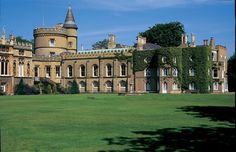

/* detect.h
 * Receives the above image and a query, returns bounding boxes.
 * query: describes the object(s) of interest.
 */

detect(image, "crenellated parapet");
[62,47,135,59]
[32,55,61,62]
[14,42,32,50]
[34,27,67,36]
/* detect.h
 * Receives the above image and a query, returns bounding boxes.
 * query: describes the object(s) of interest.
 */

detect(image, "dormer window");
[49,39,55,47]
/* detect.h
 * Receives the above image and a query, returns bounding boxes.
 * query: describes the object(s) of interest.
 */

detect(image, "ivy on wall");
[133,46,212,93]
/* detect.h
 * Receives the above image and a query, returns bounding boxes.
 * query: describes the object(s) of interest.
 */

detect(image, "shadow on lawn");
[179,106,235,124]
[99,106,235,152]
[99,127,235,152]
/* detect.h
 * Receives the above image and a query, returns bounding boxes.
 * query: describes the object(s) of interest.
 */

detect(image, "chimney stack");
[108,34,116,49]
[203,39,208,46]
[210,37,215,49]
[137,36,146,51]
[191,33,196,47]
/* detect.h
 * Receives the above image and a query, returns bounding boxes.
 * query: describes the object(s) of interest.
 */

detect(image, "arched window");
[162,68,168,76]
[1,60,4,75]
[67,65,73,77]
[19,62,24,77]
[5,60,8,75]
[27,63,30,76]
[13,62,16,76]
[106,64,112,77]
[213,82,219,90]
[92,81,99,88]
[80,65,85,77]
[189,82,195,90]
[120,64,126,76]
[173,68,178,77]
[93,64,98,77]
[106,81,112,88]
[172,82,178,90]
[189,68,195,76]
[79,81,86,88]
[120,80,126,89]
[162,82,168,93]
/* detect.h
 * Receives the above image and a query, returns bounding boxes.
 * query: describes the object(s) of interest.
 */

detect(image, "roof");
[63,6,78,29]
[143,43,161,50]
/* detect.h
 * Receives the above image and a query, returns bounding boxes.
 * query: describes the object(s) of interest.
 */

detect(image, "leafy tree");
[15,36,32,44]
[227,53,236,92]
[70,79,79,94]
[140,22,185,47]
[92,39,108,50]
[15,78,26,95]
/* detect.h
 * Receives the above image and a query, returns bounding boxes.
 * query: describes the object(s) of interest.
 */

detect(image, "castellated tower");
[33,6,78,56]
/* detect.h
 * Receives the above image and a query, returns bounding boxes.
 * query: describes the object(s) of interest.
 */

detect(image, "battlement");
[33,55,61,62]
[62,47,134,59]
[33,27,67,36]
[14,41,32,50]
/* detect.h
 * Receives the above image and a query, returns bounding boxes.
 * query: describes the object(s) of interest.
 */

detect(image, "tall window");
[1,60,4,75]
[213,82,219,90]
[13,62,16,76]
[56,66,61,77]
[34,66,39,77]
[173,57,177,64]
[106,64,112,77]
[172,68,178,77]
[106,81,112,89]
[120,64,126,76]
[189,68,195,76]
[80,65,85,77]
[93,65,98,77]
[212,51,217,61]
[213,69,218,78]
[67,65,73,77]
[172,82,178,90]
[145,67,152,77]
[49,39,55,47]
[19,63,24,77]
[27,63,30,76]
[162,68,168,76]
[5,61,8,75]
[120,80,126,89]
[189,83,195,90]
[46,66,51,78]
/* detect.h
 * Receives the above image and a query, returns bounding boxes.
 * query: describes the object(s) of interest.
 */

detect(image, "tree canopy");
[69,79,79,94]
[139,22,185,47]
[15,36,33,44]
[227,53,235,92]
[92,39,108,50]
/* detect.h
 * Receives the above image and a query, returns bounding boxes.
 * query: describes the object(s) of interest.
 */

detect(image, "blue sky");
[0,0,234,56]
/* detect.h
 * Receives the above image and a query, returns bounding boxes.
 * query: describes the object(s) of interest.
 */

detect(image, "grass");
[0,94,235,152]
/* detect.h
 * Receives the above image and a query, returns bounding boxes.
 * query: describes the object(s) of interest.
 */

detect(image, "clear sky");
[0,0,234,56]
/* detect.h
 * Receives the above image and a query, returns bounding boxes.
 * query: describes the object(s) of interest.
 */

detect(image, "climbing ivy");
[133,46,212,93]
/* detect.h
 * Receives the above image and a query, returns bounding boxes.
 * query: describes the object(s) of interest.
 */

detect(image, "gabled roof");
[63,6,78,29]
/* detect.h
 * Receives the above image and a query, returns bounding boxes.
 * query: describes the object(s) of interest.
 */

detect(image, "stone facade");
[0,6,228,95]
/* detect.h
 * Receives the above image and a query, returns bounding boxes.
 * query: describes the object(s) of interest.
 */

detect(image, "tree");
[70,79,79,94]
[227,53,236,92]
[15,36,32,44]
[15,78,26,95]
[139,22,185,47]
[92,39,108,50]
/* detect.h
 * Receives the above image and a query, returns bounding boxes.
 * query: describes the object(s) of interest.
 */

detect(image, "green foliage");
[227,53,236,92]
[92,39,108,50]
[15,36,32,44]
[140,22,185,47]
[114,51,133,62]
[70,79,79,94]
[15,78,39,95]
[182,46,212,93]
[15,78,26,95]
[133,46,212,93]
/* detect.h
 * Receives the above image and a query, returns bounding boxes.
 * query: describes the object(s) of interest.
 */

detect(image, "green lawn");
[0,94,235,152]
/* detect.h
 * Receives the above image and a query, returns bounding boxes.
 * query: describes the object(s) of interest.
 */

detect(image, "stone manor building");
[0,6,228,95]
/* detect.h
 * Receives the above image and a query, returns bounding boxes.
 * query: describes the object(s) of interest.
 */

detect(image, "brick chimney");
[137,36,146,51]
